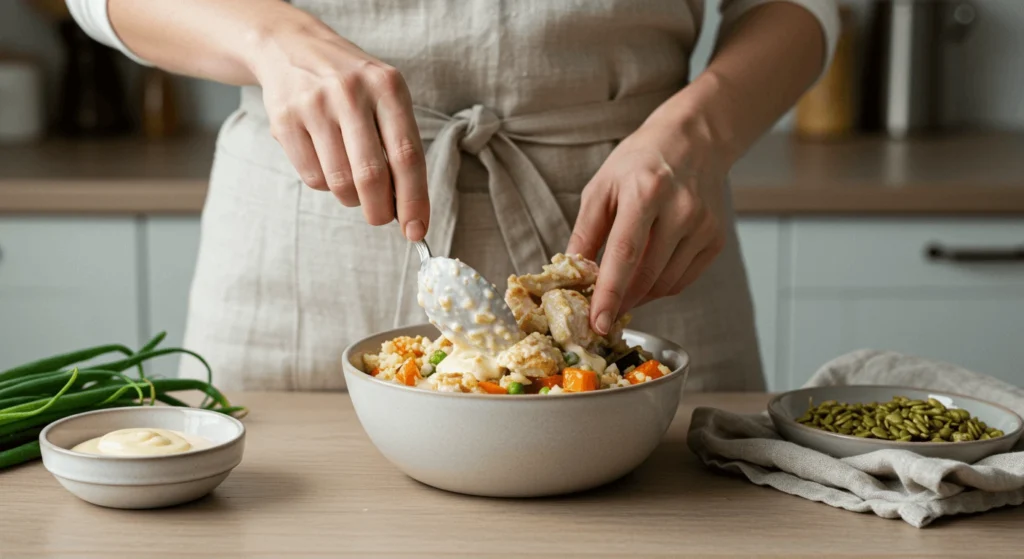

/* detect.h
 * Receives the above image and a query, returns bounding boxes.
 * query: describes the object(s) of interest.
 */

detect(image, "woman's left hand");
[566,116,728,335]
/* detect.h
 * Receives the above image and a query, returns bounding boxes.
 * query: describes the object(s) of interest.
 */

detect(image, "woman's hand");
[251,23,429,240]
[567,114,728,335]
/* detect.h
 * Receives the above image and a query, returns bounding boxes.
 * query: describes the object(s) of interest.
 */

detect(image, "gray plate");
[768,385,1024,462]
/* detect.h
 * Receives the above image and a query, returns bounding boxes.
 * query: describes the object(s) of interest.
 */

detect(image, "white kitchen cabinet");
[789,218,1024,289]
[785,295,1024,388]
[780,218,1024,389]
[143,217,202,378]
[735,218,781,390]
[3,213,1019,391]
[0,217,141,371]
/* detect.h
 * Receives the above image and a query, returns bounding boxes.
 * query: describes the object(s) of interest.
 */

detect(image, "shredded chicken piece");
[497,332,566,378]
[505,275,548,334]
[515,253,599,296]
[541,289,603,352]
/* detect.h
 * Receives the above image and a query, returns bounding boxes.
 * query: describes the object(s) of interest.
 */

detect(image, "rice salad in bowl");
[360,253,674,395]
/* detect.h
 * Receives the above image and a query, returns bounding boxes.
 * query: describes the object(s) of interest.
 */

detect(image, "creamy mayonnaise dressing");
[564,343,607,373]
[71,428,212,457]
[435,343,504,381]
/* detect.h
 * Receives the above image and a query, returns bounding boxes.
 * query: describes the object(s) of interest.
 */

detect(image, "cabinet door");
[786,295,1024,388]
[783,217,1024,390]
[0,217,140,370]
[143,217,201,378]
[791,218,1024,289]
[736,218,780,389]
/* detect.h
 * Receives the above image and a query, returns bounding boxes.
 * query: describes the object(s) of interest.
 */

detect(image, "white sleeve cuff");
[65,0,152,66]
[718,0,840,81]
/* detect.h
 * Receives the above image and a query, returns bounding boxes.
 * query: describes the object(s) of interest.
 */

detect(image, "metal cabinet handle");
[925,243,1024,263]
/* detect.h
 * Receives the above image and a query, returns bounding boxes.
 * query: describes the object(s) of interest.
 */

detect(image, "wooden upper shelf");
[1,131,1023,215]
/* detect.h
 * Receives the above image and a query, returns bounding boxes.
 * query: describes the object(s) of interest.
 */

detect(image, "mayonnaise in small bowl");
[71,428,212,457]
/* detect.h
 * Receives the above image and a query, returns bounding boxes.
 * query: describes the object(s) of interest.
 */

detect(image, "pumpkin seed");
[796,395,993,443]
[967,421,980,438]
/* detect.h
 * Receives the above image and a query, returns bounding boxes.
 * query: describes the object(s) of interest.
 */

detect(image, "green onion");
[0,334,244,471]
[0,344,134,384]
[0,441,40,470]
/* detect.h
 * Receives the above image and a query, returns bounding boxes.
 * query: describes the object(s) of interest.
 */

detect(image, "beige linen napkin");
[687,350,1024,528]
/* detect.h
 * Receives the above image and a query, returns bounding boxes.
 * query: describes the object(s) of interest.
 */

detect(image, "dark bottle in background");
[56,20,133,137]
[859,0,975,138]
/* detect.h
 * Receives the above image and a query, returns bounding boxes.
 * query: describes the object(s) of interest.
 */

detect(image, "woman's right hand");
[250,23,429,241]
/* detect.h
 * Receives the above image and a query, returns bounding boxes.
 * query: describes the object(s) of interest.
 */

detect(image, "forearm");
[652,3,830,165]
[107,0,330,85]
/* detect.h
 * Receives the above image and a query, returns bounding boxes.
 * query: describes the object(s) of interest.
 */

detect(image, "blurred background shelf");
[0,133,214,213]
[3,131,1024,215]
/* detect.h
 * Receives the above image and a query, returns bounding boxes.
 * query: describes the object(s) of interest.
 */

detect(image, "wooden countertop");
[2,392,1022,558]
[2,131,1024,215]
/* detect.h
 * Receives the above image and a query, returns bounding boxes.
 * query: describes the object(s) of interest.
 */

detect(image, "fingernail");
[405,220,425,241]
[595,311,612,335]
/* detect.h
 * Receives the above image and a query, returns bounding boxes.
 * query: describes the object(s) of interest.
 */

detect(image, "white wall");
[1,0,1021,131]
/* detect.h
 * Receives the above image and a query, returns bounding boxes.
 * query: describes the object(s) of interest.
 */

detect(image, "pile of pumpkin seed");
[797,395,1005,442]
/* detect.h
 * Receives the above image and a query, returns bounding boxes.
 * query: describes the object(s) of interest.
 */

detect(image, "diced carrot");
[479,381,507,394]
[370,367,380,377]
[625,360,664,385]
[526,375,563,394]
[396,359,420,386]
[563,368,598,392]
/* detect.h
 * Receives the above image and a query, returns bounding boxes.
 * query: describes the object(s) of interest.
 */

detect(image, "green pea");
[563,351,580,366]
[508,382,525,395]
[429,350,448,366]
[539,387,551,395]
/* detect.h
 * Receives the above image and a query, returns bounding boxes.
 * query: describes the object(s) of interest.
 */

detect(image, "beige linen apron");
[179,0,765,393]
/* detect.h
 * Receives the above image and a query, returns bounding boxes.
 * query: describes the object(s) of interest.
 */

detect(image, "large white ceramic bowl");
[39,407,246,509]
[343,324,689,498]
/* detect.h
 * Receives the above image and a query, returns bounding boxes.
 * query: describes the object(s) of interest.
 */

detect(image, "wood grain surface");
[2,132,1024,215]
[1,392,1022,558]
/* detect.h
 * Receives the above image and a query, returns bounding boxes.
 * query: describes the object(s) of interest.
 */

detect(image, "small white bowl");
[769,386,1024,462]
[342,324,689,498]
[39,407,245,509]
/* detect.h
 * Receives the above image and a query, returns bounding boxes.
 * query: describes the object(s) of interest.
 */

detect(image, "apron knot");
[411,90,673,281]
[455,105,501,155]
